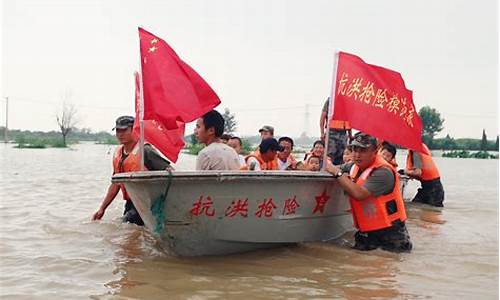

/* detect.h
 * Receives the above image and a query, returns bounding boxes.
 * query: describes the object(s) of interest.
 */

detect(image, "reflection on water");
[1,143,498,299]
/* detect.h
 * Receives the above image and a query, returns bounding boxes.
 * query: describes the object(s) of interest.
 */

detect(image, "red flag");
[133,72,185,163]
[139,27,221,129]
[332,52,428,154]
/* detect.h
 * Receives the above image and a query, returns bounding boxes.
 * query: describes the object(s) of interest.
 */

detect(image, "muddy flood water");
[0,143,498,299]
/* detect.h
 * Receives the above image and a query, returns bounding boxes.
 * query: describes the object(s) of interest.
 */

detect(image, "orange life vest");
[112,142,148,200]
[329,119,351,130]
[349,156,407,232]
[242,151,278,170]
[406,145,440,181]
[388,158,398,168]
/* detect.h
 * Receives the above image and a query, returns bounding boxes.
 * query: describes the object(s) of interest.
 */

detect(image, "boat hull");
[113,171,354,256]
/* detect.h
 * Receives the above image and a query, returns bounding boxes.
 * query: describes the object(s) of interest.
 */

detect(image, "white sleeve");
[247,157,261,171]
[196,152,210,170]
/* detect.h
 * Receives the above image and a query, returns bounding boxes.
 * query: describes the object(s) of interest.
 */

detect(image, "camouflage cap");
[113,115,134,130]
[350,132,377,148]
[258,125,274,134]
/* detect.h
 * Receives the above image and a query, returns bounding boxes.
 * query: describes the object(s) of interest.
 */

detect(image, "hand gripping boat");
[112,170,354,256]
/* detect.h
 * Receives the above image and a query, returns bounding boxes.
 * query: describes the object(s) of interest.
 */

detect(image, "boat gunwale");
[112,170,337,183]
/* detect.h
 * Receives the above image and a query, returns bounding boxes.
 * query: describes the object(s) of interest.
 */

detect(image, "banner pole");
[139,72,145,171]
[138,34,146,171]
[322,50,340,171]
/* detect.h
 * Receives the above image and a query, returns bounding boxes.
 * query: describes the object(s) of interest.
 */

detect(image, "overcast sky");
[1,0,498,139]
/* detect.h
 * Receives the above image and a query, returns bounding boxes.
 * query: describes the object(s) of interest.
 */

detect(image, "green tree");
[480,129,488,151]
[419,106,444,147]
[495,135,499,150]
[439,134,456,150]
[222,108,237,134]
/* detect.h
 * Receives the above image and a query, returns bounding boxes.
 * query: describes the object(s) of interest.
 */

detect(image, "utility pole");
[4,97,8,143]
[304,104,310,137]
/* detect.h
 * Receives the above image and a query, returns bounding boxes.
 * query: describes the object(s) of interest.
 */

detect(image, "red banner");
[133,72,185,163]
[139,27,221,129]
[332,52,428,154]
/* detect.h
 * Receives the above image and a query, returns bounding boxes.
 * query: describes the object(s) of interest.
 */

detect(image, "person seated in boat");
[325,132,412,253]
[221,133,232,144]
[258,125,274,141]
[304,140,330,169]
[343,146,354,164]
[379,142,398,168]
[195,110,241,171]
[92,116,172,226]
[403,144,444,207]
[305,156,321,171]
[243,138,282,171]
[277,136,302,170]
[227,136,246,166]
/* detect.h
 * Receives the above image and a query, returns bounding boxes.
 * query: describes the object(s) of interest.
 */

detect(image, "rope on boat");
[150,169,173,235]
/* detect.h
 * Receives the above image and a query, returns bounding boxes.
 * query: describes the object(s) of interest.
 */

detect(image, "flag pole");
[322,50,340,171]
[138,72,146,171]
[138,31,146,171]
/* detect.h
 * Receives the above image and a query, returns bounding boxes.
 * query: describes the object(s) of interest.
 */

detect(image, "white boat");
[112,171,354,256]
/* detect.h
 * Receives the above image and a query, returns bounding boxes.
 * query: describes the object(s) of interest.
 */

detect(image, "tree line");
[419,106,498,151]
[3,105,498,153]
[0,127,117,148]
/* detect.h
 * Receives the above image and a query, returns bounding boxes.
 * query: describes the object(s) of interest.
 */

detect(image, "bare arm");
[404,168,422,179]
[325,163,371,200]
[92,183,120,220]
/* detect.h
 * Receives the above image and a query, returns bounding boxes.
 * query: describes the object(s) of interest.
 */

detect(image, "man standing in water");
[326,132,412,252]
[195,110,240,171]
[258,125,274,141]
[404,144,444,207]
[320,97,352,164]
[92,116,171,225]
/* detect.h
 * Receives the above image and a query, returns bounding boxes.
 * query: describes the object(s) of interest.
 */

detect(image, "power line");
[6,96,130,111]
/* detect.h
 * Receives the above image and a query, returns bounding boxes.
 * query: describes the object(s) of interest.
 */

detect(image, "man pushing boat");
[91,116,171,225]
[326,132,412,253]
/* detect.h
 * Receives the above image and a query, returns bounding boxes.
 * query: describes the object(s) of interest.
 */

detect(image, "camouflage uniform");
[412,178,445,207]
[353,220,413,253]
[327,128,349,165]
[408,152,445,207]
[323,99,349,165]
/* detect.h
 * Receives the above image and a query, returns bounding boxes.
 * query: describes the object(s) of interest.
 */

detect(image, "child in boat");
[303,140,332,169]
[379,142,398,168]
[306,156,321,171]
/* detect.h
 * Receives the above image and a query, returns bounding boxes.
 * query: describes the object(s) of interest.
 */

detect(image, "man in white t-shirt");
[194,110,240,171]
[276,136,303,170]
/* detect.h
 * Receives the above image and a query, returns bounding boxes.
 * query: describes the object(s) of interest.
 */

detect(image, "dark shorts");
[354,220,412,253]
[327,129,348,165]
[123,200,144,226]
[412,178,445,207]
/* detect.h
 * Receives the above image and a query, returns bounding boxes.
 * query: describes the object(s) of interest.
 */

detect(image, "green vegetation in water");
[95,136,119,145]
[14,136,69,149]
[442,150,498,159]
[3,127,118,148]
